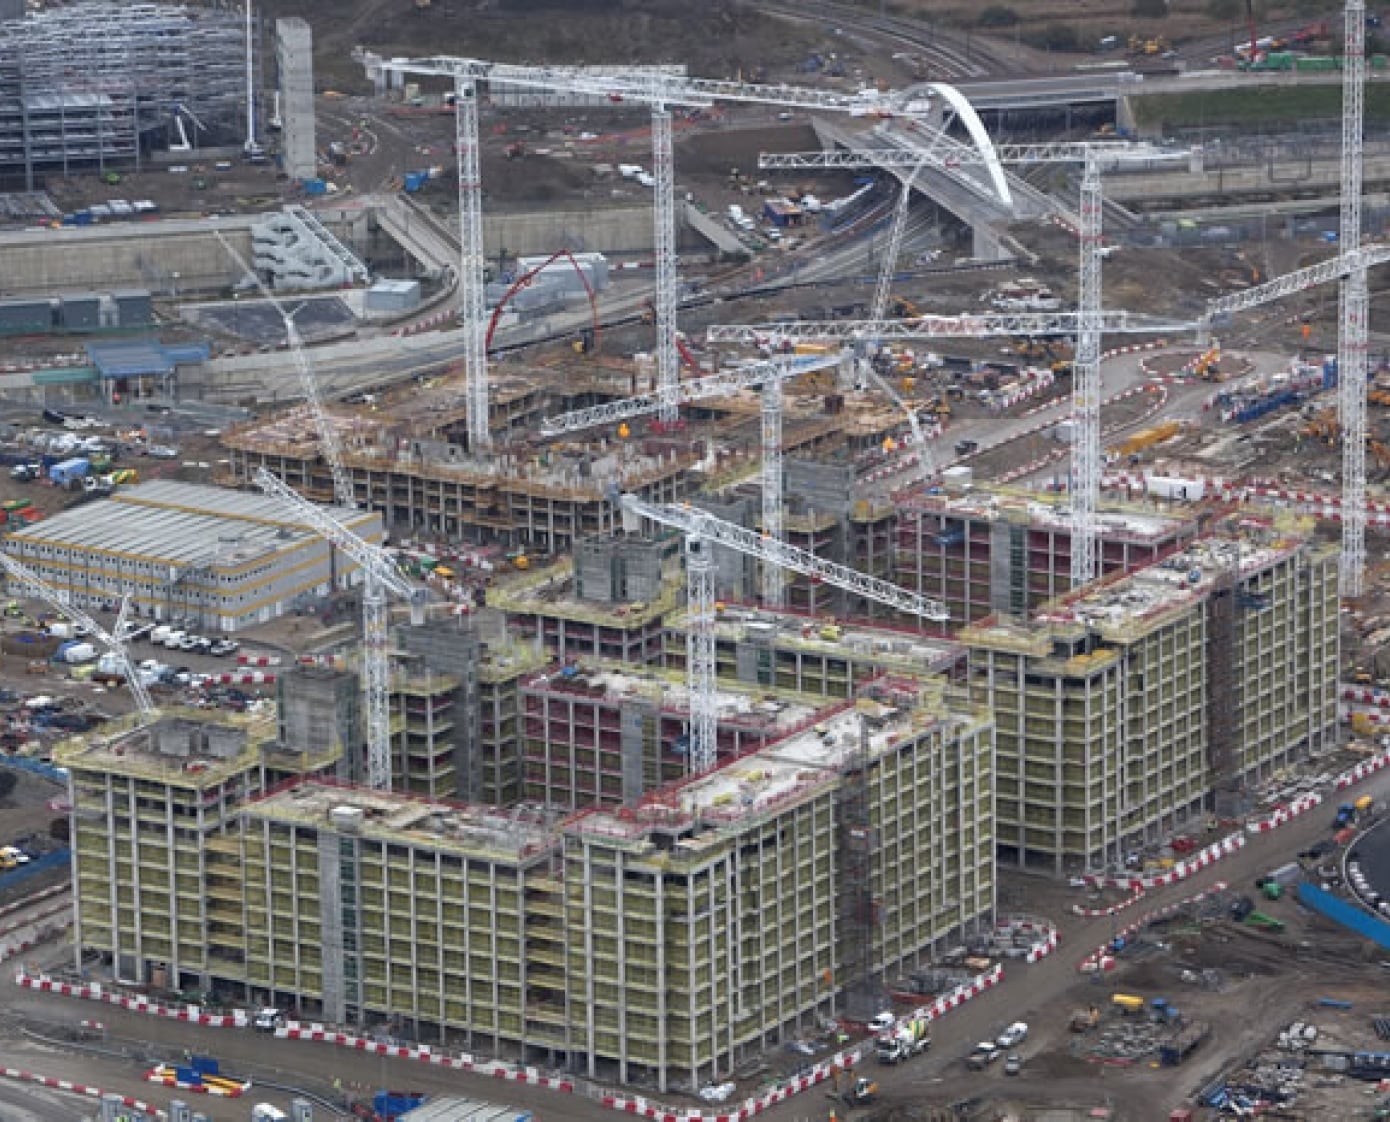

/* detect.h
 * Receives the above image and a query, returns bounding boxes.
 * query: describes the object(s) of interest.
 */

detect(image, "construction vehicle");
[876,1018,930,1063]
[843,1077,879,1105]
[889,296,921,319]
[1302,408,1340,444]
[1069,1006,1101,1032]
[505,141,526,159]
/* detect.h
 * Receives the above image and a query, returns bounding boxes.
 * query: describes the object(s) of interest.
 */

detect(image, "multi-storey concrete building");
[664,604,961,700]
[494,557,676,665]
[519,663,827,809]
[896,487,1200,627]
[0,480,380,631]
[550,682,994,1088]
[961,524,1339,874]
[63,710,341,991]
[65,684,991,1093]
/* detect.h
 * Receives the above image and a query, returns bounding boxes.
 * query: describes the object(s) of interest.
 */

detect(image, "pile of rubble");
[1200,1058,1305,1115]
[1076,1018,1167,1065]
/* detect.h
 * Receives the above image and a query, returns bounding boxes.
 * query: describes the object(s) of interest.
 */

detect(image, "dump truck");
[876,1018,930,1063]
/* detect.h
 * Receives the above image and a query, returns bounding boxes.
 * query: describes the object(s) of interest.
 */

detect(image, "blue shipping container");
[303,178,328,196]
[48,457,90,485]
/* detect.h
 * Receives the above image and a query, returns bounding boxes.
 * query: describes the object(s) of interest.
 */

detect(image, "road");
[4,762,1387,1122]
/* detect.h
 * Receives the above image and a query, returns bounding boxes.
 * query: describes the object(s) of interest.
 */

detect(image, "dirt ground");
[875,882,1390,1122]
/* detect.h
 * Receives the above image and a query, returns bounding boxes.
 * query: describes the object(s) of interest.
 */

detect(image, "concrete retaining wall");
[481,206,661,257]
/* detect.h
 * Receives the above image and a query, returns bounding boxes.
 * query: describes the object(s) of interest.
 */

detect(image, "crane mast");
[622,495,948,774]
[1071,152,1105,587]
[651,102,680,425]
[253,467,425,792]
[1341,0,1368,596]
[761,372,784,608]
[455,79,491,453]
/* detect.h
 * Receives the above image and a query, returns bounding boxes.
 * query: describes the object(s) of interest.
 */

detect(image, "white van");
[251,1106,289,1122]
[162,629,186,650]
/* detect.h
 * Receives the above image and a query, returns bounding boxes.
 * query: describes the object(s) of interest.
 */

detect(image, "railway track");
[759,0,1014,80]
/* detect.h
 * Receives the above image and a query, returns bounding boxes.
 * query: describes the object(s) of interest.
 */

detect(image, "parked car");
[210,639,239,657]
[996,1022,1029,1049]
[1004,1053,1022,1076]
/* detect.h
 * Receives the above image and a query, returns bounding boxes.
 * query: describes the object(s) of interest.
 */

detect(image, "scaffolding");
[0,2,247,188]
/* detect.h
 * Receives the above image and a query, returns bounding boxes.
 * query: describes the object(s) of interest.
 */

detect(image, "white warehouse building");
[0,481,381,632]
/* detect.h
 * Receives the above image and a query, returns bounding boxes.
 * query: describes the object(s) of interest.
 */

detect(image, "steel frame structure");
[1341,0,1369,596]
[707,311,1193,345]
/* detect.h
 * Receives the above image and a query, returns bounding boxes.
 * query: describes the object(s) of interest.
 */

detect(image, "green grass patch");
[1131,84,1390,130]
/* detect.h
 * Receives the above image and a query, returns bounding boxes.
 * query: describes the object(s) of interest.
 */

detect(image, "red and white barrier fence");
[1079,882,1229,973]
[1082,834,1245,891]
[1072,885,1147,918]
[0,920,71,965]
[1245,792,1323,834]
[1025,929,1059,964]
[276,1024,574,1090]
[0,1065,162,1118]
[236,653,281,667]
[1335,747,1390,789]
[16,972,248,1026]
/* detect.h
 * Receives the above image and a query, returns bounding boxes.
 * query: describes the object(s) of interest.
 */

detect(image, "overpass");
[809,119,1057,259]
[949,66,1385,114]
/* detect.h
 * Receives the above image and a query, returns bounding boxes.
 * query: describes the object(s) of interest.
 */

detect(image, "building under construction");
[961,520,1339,875]
[0,1,247,189]
[222,380,696,557]
[895,485,1202,628]
[60,681,994,1093]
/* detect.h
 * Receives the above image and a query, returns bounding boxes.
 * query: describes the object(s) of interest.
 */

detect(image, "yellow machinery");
[1114,421,1182,458]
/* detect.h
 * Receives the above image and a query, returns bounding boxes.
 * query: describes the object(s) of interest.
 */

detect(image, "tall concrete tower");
[275,17,315,181]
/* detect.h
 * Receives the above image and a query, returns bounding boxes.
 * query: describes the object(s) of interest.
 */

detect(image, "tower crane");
[760,139,1188,587]
[215,234,355,507]
[1202,243,1390,331]
[620,495,947,773]
[375,56,1007,462]
[1341,0,1369,596]
[707,310,1193,346]
[218,233,411,791]
[542,351,843,608]
[860,150,943,468]
[255,469,428,789]
[0,553,154,724]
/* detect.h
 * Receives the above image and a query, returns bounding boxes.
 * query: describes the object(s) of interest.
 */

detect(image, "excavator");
[1301,408,1339,445]
[889,296,922,319]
